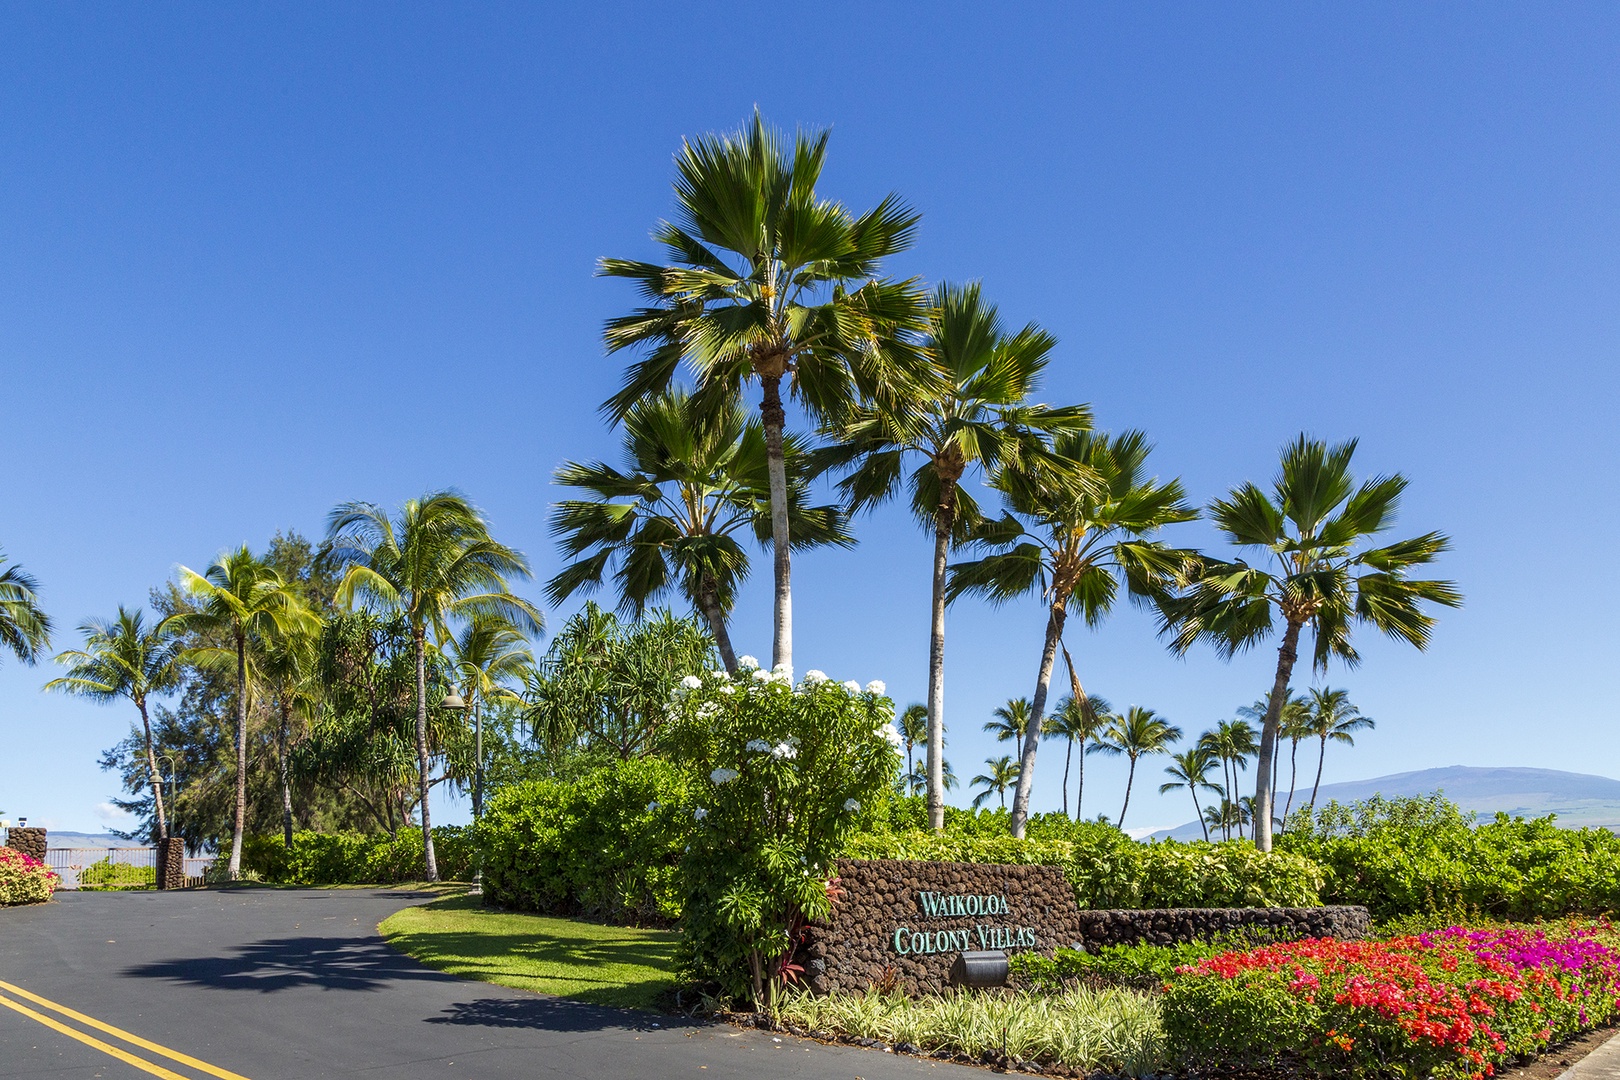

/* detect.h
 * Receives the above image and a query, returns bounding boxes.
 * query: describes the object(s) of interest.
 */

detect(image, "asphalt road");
[0,888,977,1080]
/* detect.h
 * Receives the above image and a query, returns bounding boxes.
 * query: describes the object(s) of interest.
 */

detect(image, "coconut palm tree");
[1158,435,1460,851]
[0,551,51,666]
[442,617,534,818]
[1198,719,1258,840]
[903,756,958,797]
[1160,746,1223,841]
[949,430,1196,837]
[1304,687,1374,812]
[1042,692,1112,820]
[326,492,543,881]
[176,548,317,876]
[1092,707,1183,830]
[257,616,320,848]
[897,703,928,783]
[971,755,1021,810]
[823,282,1088,831]
[984,697,1035,745]
[548,390,851,673]
[1238,691,1308,821]
[45,608,181,841]
[600,110,930,673]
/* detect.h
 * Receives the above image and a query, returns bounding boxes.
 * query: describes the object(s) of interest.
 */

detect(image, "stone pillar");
[4,827,47,862]
[156,837,185,890]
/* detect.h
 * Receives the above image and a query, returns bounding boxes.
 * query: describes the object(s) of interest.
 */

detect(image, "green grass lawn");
[380,894,679,1009]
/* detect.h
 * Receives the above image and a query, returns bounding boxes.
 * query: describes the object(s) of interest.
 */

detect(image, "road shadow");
[121,934,459,993]
[424,997,693,1033]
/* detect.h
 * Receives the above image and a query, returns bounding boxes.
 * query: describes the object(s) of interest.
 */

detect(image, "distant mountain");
[1149,766,1620,841]
[35,831,132,849]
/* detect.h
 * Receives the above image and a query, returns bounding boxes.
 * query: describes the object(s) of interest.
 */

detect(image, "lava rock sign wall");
[802,858,1087,994]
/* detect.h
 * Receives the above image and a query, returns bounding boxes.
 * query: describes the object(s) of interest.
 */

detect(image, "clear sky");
[2,4,1616,837]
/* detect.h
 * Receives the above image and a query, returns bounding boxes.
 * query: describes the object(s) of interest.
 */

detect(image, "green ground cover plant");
[380,893,679,1009]
[778,985,1163,1074]
[0,847,58,905]
[242,826,476,885]
[76,857,156,889]
[1013,940,1237,992]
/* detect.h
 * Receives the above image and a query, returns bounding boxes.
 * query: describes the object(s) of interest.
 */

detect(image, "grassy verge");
[380,893,679,1009]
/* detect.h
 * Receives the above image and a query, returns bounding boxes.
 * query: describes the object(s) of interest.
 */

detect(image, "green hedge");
[242,827,475,885]
[78,858,156,888]
[851,825,1323,910]
[479,757,693,924]
[1279,797,1620,920]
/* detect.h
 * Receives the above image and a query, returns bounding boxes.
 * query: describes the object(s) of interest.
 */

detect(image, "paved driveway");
[0,888,972,1079]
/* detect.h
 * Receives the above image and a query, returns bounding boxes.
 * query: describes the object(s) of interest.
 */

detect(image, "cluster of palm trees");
[579,110,1462,851]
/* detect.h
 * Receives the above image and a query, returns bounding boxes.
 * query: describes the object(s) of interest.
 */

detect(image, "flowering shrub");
[1162,920,1620,1078]
[664,660,901,1009]
[0,846,59,905]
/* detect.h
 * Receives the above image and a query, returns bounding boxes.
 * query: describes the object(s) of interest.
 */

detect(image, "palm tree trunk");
[1075,740,1086,821]
[1059,642,1086,822]
[1120,755,1137,828]
[760,374,792,672]
[1192,787,1207,841]
[926,492,952,833]
[1253,618,1304,852]
[1283,738,1300,828]
[138,699,168,843]
[1009,603,1066,839]
[1309,735,1328,812]
[696,575,738,674]
[414,627,439,882]
[278,697,295,849]
[228,632,249,878]
[1061,741,1072,819]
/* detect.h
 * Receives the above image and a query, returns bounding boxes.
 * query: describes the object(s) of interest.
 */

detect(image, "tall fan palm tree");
[548,390,851,673]
[1160,746,1223,841]
[1092,707,1183,830]
[949,430,1196,837]
[1042,691,1112,820]
[1198,719,1258,841]
[1159,435,1460,851]
[442,617,535,818]
[971,755,1021,810]
[326,492,543,881]
[176,548,317,876]
[984,697,1035,744]
[600,110,930,673]
[1304,687,1374,812]
[897,703,929,783]
[45,608,181,841]
[0,551,51,666]
[823,282,1088,832]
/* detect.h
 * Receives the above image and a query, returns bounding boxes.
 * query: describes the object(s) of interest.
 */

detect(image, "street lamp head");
[440,691,468,711]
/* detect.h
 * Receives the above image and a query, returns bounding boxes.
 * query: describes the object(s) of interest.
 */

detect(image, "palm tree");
[1160,746,1222,841]
[326,492,543,881]
[1092,707,1183,830]
[971,755,1021,810]
[176,548,316,877]
[1042,692,1112,820]
[949,430,1196,837]
[1202,800,1234,841]
[45,608,181,841]
[897,703,929,782]
[824,282,1087,832]
[600,110,930,673]
[548,390,850,673]
[903,756,959,797]
[443,617,534,818]
[1278,699,1316,827]
[1238,691,1308,820]
[1303,687,1374,812]
[1159,435,1460,851]
[258,616,320,848]
[0,551,51,666]
[1198,719,1258,840]
[984,697,1035,744]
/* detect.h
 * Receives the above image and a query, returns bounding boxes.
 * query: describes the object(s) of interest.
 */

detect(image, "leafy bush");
[1162,920,1620,1079]
[241,827,475,885]
[1013,940,1239,991]
[1280,794,1620,920]
[779,986,1163,1074]
[478,756,693,923]
[77,858,156,888]
[852,827,1323,910]
[664,663,901,1009]
[0,847,58,905]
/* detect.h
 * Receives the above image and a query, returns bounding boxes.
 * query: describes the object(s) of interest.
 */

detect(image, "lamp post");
[439,689,481,893]
[156,753,180,840]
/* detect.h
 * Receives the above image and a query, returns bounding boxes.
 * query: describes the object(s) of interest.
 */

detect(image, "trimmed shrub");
[241,827,475,885]
[0,846,58,905]
[478,756,693,924]
[78,858,156,889]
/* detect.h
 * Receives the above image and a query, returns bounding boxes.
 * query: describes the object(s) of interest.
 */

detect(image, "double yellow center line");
[0,977,251,1079]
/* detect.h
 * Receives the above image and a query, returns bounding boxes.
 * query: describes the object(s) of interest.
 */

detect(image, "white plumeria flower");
[694,808,708,821]
[738,655,760,670]
[710,669,729,680]
[718,684,735,695]
[745,738,772,753]
[842,680,862,694]
[770,741,797,760]
[803,669,828,685]
[843,798,862,813]
[679,674,703,691]
[710,767,739,785]
[751,668,773,682]
[696,702,720,721]
[881,724,903,749]
[865,680,886,696]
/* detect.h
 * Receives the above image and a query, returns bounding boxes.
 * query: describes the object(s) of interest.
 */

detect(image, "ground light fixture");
[949,949,1009,988]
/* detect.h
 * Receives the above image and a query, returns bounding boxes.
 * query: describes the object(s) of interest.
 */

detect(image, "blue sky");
[2,4,1616,836]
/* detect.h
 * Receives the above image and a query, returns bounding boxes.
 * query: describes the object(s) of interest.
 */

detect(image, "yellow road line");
[0,977,251,1080]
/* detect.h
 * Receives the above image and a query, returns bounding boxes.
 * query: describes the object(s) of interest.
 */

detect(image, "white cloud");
[94,802,134,825]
